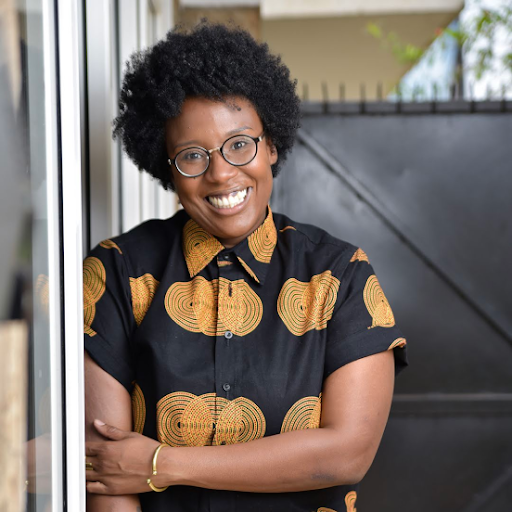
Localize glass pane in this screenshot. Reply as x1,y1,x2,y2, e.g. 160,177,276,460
17,0,62,510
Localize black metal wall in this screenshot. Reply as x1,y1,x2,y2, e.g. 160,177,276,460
271,101,512,512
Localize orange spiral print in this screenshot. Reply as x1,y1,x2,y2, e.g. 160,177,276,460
345,491,357,512
237,256,260,283
317,508,337,512
281,395,322,433
165,277,218,335
83,257,106,336
388,337,407,349
277,271,340,336
130,274,160,326
217,278,263,336
157,393,265,447
99,239,122,254
157,392,215,447
165,277,262,336
131,383,146,434
363,275,395,328
183,219,224,277
214,397,266,446
248,209,277,263
349,248,369,263
180,394,220,447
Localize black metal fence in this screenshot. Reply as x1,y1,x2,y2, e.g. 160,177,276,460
271,100,512,512
301,98,512,115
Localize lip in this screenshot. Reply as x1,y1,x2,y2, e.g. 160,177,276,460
206,186,248,199
204,187,252,214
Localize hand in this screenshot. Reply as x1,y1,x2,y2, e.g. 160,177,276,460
85,419,166,495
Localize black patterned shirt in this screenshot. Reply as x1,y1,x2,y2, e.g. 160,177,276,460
83,207,408,512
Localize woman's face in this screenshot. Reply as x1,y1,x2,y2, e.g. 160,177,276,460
165,96,277,248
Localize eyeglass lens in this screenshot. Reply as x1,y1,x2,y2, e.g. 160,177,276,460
175,135,258,176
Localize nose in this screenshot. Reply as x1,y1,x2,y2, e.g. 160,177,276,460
205,150,238,183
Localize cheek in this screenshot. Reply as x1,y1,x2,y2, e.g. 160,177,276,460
258,170,273,198
173,181,196,206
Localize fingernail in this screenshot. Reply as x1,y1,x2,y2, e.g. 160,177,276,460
95,419,105,426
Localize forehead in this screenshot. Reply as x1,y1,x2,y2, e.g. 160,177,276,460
165,96,263,146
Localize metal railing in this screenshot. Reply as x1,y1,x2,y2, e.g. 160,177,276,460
300,81,512,115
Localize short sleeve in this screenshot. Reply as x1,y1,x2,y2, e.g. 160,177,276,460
83,240,136,391
324,251,408,378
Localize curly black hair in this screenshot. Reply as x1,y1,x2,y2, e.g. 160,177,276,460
113,22,301,190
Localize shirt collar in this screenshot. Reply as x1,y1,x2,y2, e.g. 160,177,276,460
182,207,277,285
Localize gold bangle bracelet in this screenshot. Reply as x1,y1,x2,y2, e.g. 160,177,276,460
152,443,166,475
147,443,169,492
147,478,168,493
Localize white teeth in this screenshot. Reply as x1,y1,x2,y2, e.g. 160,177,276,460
207,189,247,209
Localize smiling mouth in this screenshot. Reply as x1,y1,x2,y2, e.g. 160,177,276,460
207,188,248,209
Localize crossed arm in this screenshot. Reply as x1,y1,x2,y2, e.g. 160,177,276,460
85,349,395,510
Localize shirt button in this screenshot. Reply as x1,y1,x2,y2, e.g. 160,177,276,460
224,331,233,340
220,254,230,261
223,383,231,392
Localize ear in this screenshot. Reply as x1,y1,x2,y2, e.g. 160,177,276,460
266,139,278,166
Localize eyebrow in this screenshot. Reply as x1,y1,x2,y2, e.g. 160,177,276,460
174,126,253,150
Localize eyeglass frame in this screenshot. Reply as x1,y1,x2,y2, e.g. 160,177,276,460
167,133,266,178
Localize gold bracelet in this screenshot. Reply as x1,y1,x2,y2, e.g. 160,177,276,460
147,443,169,493
147,478,168,492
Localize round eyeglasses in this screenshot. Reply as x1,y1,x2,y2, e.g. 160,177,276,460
168,133,265,178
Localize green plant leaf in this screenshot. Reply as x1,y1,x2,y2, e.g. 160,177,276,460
366,22,382,39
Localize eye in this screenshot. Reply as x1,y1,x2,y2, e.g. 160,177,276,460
232,140,247,151
228,137,251,152
180,149,207,161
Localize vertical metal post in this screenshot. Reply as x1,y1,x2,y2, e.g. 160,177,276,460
339,82,345,102
85,0,121,245
56,0,85,509
40,0,65,509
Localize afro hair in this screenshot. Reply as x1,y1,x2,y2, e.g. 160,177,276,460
113,22,301,190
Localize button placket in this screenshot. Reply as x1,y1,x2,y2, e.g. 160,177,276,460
215,269,236,401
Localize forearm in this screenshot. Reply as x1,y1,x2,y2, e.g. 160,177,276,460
85,353,393,497
86,494,141,512
159,427,370,493
85,352,142,508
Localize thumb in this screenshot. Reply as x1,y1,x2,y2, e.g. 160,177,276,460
94,419,129,440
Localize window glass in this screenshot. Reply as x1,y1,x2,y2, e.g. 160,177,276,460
18,0,63,510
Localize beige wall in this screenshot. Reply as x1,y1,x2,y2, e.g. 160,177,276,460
261,0,463,19
262,12,457,101
175,5,459,102
177,6,261,40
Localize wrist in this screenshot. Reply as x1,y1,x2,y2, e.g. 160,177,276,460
152,446,175,488
156,446,186,487
146,444,170,492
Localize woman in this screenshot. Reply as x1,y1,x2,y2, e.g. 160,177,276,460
84,23,407,512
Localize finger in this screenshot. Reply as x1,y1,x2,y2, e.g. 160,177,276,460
85,451,99,477
86,480,109,495
85,468,99,481
85,443,100,457
94,419,129,441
